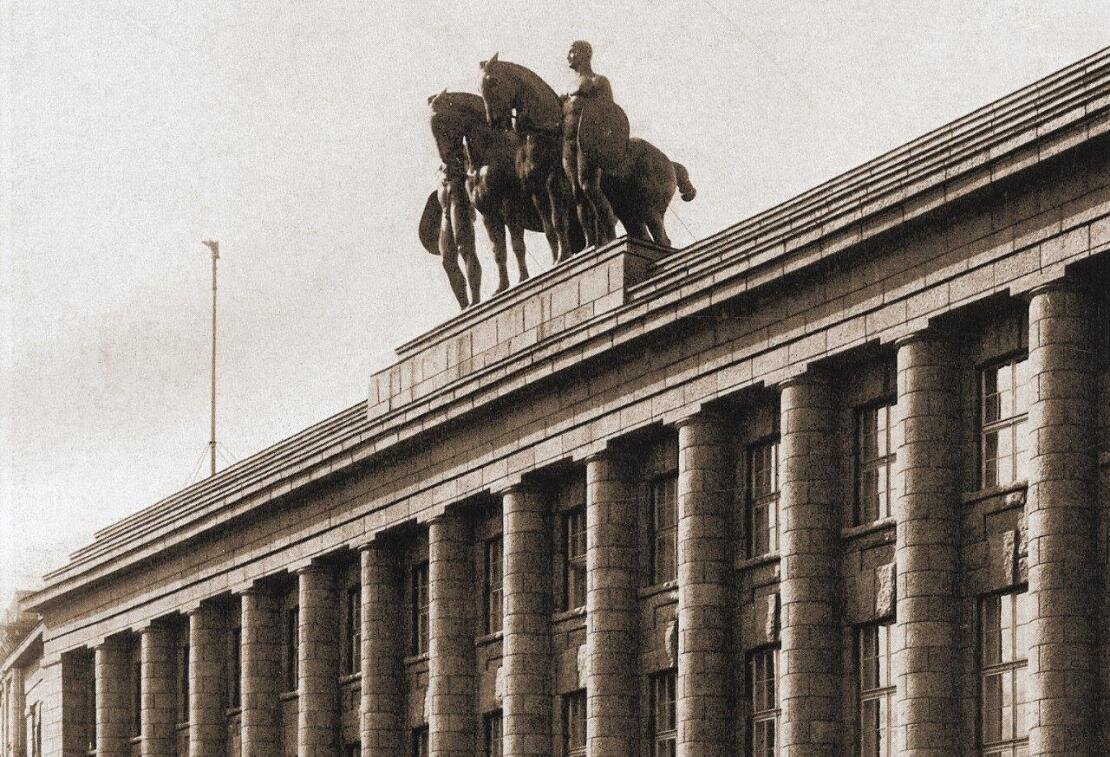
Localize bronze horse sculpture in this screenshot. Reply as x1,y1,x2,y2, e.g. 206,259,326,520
479,53,696,250
421,91,585,309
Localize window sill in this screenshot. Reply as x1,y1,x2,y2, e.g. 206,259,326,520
638,580,678,600
339,672,362,685
404,652,430,667
551,606,586,624
961,481,1027,507
279,690,298,702
736,552,780,571
475,630,503,648
841,517,896,540
175,721,189,732
224,707,242,718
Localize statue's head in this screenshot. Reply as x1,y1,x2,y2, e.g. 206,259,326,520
567,40,592,69
478,52,515,129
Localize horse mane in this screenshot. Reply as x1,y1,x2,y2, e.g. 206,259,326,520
495,60,560,108
439,91,485,116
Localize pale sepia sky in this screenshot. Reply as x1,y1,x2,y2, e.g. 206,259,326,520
2,1,1108,606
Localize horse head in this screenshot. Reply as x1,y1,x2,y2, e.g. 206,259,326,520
428,89,486,171
478,53,518,131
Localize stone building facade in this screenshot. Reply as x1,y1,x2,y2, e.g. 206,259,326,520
12,49,1110,756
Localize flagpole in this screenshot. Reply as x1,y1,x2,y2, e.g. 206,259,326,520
202,240,219,477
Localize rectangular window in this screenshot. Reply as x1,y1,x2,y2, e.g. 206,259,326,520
748,647,778,757
981,592,1029,756
856,402,895,524
563,690,587,756
652,671,677,757
285,606,300,692
484,710,503,757
564,508,587,610
228,626,241,709
981,357,1030,488
411,562,430,655
176,641,190,723
748,440,780,557
651,475,678,585
346,586,362,675
485,537,504,634
858,623,894,756
130,654,142,738
413,726,429,757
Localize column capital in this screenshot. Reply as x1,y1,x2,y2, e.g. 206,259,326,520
295,561,333,577
1025,278,1090,300
893,328,945,349
499,480,539,497
673,407,726,429
778,367,832,390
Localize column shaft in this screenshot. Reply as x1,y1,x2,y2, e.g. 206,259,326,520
778,375,840,753
297,566,340,755
188,604,226,757
428,514,475,756
140,625,176,756
1025,284,1098,755
676,414,733,755
360,542,404,754
95,640,130,757
239,589,281,757
8,668,25,757
585,452,638,756
502,485,550,757
893,333,961,755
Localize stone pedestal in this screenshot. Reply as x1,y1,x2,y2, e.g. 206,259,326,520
427,513,475,756
139,625,176,756
585,452,638,756
502,484,550,756
777,375,840,753
95,639,130,757
188,604,226,757
360,541,404,754
1025,284,1098,755
675,413,733,755
893,332,961,755
297,565,340,755
239,588,281,757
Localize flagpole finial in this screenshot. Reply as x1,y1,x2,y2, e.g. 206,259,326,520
202,240,219,259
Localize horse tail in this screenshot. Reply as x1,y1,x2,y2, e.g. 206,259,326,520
672,161,697,201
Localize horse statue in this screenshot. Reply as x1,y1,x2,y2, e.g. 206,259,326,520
419,90,566,309
479,52,696,250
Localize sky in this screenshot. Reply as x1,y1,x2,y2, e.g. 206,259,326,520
1,1,1108,608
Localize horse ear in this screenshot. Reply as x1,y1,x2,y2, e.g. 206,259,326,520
427,94,436,104
489,51,499,64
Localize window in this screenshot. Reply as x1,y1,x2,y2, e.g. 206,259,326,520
651,475,678,585
981,592,1029,756
130,653,142,738
412,726,429,757
651,671,677,757
563,690,587,756
563,508,587,610
856,402,895,524
484,710,503,757
485,537,504,634
285,606,300,692
748,648,778,757
346,586,362,674
748,440,780,557
228,626,242,709
176,641,190,723
858,623,894,756
411,562,430,655
981,357,1029,488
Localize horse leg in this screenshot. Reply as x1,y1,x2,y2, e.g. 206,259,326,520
531,189,560,265
483,214,511,294
450,194,481,306
646,211,671,248
625,220,650,241
508,222,529,283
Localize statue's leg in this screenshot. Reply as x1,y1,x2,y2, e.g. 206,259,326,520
544,174,573,263
646,212,671,248
451,194,481,306
483,214,511,294
439,211,468,310
563,141,595,250
508,223,529,283
580,160,616,244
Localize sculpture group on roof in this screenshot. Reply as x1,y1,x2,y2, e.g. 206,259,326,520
420,41,697,309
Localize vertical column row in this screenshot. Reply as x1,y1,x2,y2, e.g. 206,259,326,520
297,565,340,756
585,451,639,756
188,604,225,757
427,513,476,756
95,640,129,757
502,484,551,757
7,668,26,757
239,588,281,757
360,541,405,754
777,374,840,754
1025,284,1099,756
675,413,734,756
893,332,961,755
